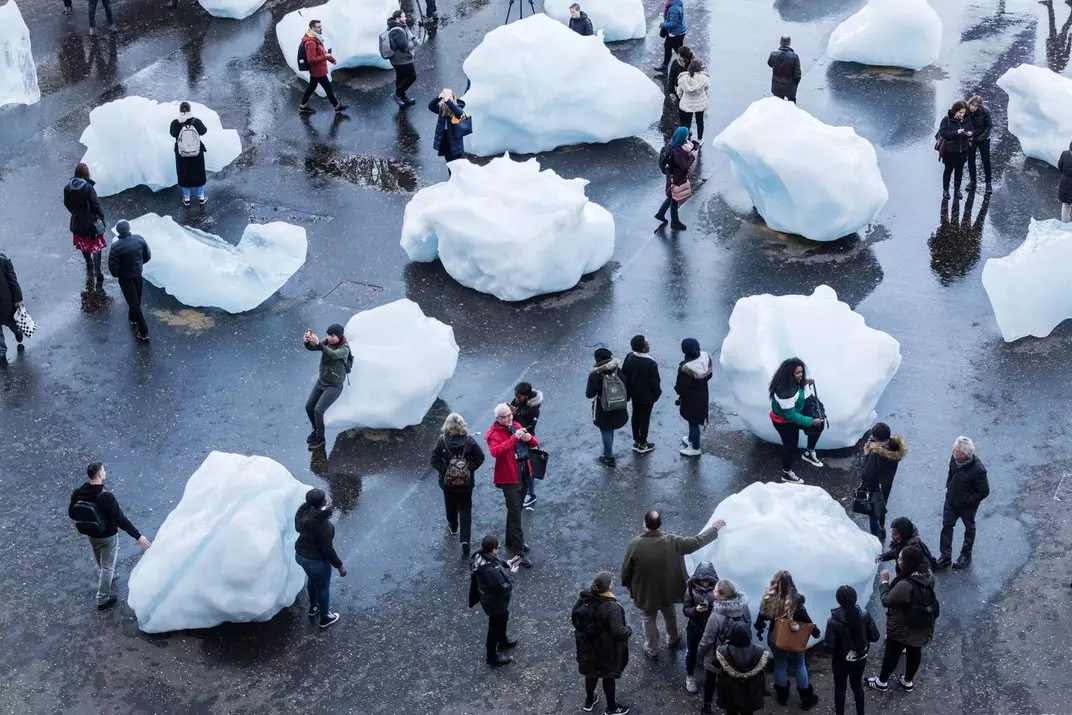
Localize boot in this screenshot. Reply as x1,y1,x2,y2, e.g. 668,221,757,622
965,181,976,192
775,684,790,706
952,553,972,570
798,685,819,711
984,180,992,194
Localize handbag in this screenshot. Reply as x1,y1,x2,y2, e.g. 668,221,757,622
852,484,871,515
528,447,549,480
13,306,36,338
670,179,693,203
92,216,107,237
770,616,812,653
802,383,827,429
450,113,473,138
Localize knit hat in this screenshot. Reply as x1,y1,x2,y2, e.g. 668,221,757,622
594,347,613,363
326,323,346,338
115,220,130,235
681,337,700,360
630,334,646,352
871,422,891,441
672,126,690,146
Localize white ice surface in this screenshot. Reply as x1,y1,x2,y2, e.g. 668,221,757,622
128,451,311,633
197,0,266,19
713,98,888,242
827,0,942,71
997,64,1072,168
719,285,902,449
686,482,881,648
400,155,614,301
79,97,242,197
0,1,40,107
982,218,1072,341
324,299,459,430
114,214,307,313
462,14,662,156
543,0,645,42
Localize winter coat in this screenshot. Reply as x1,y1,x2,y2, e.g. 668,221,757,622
485,420,539,486
968,104,992,143
770,385,814,428
568,11,594,36
674,351,712,425
878,530,936,571
666,54,689,95
468,550,514,616
68,483,142,539
715,622,769,713
586,357,629,430
169,117,208,188
767,45,801,97
945,455,990,510
387,21,417,66
665,144,695,195
755,593,820,643
430,433,486,491
294,504,343,568
676,71,710,113
880,569,936,647
698,593,752,673
1058,147,1072,204
682,561,719,627
860,435,908,504
108,233,151,279
620,526,720,611
302,31,335,78
659,0,686,36
304,339,350,386
63,177,105,237
939,111,973,156
573,590,632,678
0,254,22,323
823,606,880,662
509,389,542,433
428,98,467,158
621,352,661,405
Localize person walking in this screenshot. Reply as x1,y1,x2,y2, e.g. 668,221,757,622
768,36,802,102
568,3,595,36
586,347,629,467
666,46,694,98
387,11,421,106
620,510,724,660
294,488,347,628
697,579,752,713
469,534,522,666
876,516,936,571
64,163,107,282
824,585,879,715
859,423,908,540
428,89,467,168
431,412,486,558
621,334,661,454
935,436,989,570
654,0,687,75
1058,140,1072,221
510,382,543,508
68,462,152,610
298,20,349,115
107,220,152,342
755,570,821,710
676,59,709,145
682,561,719,694
302,324,351,450
0,253,24,368
572,571,633,715
714,622,770,715
486,403,539,567
768,357,825,483
169,101,209,208
965,95,993,194
867,546,937,693
938,100,973,199
87,0,117,35
675,337,712,457
655,126,697,231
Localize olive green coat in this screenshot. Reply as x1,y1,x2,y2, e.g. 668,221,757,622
620,527,720,611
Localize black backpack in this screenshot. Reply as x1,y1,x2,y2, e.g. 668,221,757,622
718,610,751,645
69,499,106,537
571,598,601,641
905,580,940,629
802,384,827,424
658,142,674,175
297,40,308,72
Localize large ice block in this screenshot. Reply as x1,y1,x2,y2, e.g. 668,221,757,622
197,0,266,19
827,0,942,71
997,64,1072,168
0,1,40,107
543,0,645,42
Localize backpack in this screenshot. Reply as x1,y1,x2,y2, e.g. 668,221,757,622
905,580,940,629
69,498,106,537
599,370,628,412
571,598,601,641
296,39,308,72
176,123,202,158
378,27,399,59
718,610,751,646
659,142,674,174
442,440,473,489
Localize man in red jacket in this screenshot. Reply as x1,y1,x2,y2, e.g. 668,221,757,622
298,20,349,115
486,403,539,568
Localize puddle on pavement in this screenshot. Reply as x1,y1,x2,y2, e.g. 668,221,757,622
150,308,215,333
282,151,420,193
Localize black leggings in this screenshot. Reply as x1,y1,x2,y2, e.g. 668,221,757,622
585,677,616,710
679,110,705,140
772,420,822,471
703,670,717,704
662,34,685,68
82,251,103,276
968,140,991,183
878,638,921,682
942,152,967,192
301,76,339,107
832,660,866,715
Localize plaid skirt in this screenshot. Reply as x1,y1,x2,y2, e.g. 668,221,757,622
73,234,106,253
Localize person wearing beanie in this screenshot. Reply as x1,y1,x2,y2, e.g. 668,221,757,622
824,585,879,715
294,488,347,628
674,338,711,457
876,516,936,572
859,422,908,540
303,323,352,450
169,100,209,208
509,381,543,508
621,335,661,454
869,546,937,693
585,347,629,467
107,219,152,342
655,126,697,231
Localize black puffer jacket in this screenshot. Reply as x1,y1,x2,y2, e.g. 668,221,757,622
767,45,801,96
968,104,992,142
108,232,151,279
823,605,880,662
510,390,543,433
469,550,513,616
860,435,908,503
945,455,989,510
294,504,343,568
1058,145,1072,204
430,433,486,491
573,590,632,678
715,622,769,713
881,569,936,647
568,11,594,36
63,177,105,237
586,357,629,430
939,111,973,155
622,352,661,405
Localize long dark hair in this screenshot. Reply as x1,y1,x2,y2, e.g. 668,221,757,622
768,357,806,399
836,585,865,654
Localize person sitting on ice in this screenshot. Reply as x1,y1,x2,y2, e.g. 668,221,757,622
768,357,825,483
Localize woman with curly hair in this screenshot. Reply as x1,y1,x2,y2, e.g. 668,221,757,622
754,570,821,710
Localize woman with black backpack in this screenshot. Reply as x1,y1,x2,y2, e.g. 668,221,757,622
824,585,879,715
586,348,630,468
768,358,825,483
431,412,486,558
868,546,936,694
169,101,209,208
572,570,633,715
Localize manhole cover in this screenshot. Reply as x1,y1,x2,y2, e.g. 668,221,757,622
322,281,385,309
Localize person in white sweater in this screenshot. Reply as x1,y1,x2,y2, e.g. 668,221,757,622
676,59,710,144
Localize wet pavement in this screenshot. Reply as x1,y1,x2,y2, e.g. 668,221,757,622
1,0,1070,713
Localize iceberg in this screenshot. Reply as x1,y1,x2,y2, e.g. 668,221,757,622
114,214,307,314
324,299,459,430
462,14,662,156
197,0,267,20
79,97,242,197
127,451,311,633
543,0,645,42
400,155,615,301
686,482,881,648
0,1,40,107
713,97,888,242
719,285,901,449
827,0,942,71
997,64,1072,168
982,219,1072,341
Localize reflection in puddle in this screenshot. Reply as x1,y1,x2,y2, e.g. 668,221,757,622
283,151,420,193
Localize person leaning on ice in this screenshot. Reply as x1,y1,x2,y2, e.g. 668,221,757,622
303,324,351,451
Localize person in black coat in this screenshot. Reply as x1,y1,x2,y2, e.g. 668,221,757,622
108,220,152,342
510,382,544,507
294,488,347,628
63,163,108,280
965,95,993,193
469,534,521,665
674,337,711,457
428,90,467,169
0,253,24,365
824,585,879,715
573,571,632,714
586,347,629,467
768,36,802,102
938,100,974,199
876,516,936,572
169,101,209,207
568,4,595,35
714,621,769,715
1058,140,1072,222
936,436,989,570
666,46,694,97
621,334,661,454
859,422,908,540
431,412,486,557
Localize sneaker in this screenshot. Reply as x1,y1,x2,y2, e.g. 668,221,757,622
135,333,150,343
632,442,645,453
96,595,118,611
182,197,191,207
781,470,803,484
898,674,914,691
307,604,320,617
984,181,993,194
681,435,690,447
319,612,340,628
198,195,207,206
334,103,350,112
635,442,655,454
110,24,118,33
644,648,659,661
518,556,533,568
487,653,513,666
801,450,824,467
605,705,630,715
446,523,458,536
461,542,470,558
679,446,701,457
522,494,537,508
403,97,417,106
942,190,950,200
583,694,599,712
63,5,73,14
89,27,96,35
598,456,616,467
391,94,407,106
866,677,888,692
685,675,698,693
298,105,316,114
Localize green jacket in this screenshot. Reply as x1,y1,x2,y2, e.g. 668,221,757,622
770,387,812,428
620,526,720,611
306,340,351,386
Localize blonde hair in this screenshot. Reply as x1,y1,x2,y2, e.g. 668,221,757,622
759,570,799,619
441,412,468,437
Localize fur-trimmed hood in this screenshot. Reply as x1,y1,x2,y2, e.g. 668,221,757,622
870,435,908,462
716,648,769,678
679,352,712,379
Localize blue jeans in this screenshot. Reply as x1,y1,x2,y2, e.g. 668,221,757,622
688,422,701,450
600,428,615,458
87,0,114,28
527,476,536,496
181,185,205,200
771,644,809,688
657,196,680,224
295,553,332,620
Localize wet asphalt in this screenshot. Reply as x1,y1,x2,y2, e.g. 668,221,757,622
1,0,1071,713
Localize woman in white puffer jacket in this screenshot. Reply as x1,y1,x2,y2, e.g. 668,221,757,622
676,59,710,145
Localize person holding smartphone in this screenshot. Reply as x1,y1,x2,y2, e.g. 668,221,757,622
486,404,539,567
469,534,521,666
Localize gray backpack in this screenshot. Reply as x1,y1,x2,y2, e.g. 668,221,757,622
177,123,201,158
599,371,628,412
378,27,399,59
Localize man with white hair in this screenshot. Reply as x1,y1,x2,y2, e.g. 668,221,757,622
486,403,539,567
936,436,990,570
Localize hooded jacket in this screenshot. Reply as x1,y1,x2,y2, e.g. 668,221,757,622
698,592,752,673
682,561,719,627
715,622,769,712
1058,143,1072,204
568,11,594,36
621,351,661,405
387,20,418,66
428,97,467,158
485,420,539,486
302,30,335,78
767,45,801,97
68,483,142,539
945,455,989,510
880,569,936,647
430,433,486,491
509,390,543,433
63,177,105,237
294,504,343,568
860,435,908,503
939,110,974,155
468,550,513,616
586,357,629,430
108,231,152,279
659,0,686,36
676,70,710,113
674,350,712,425
620,525,720,611
305,339,350,386
824,605,880,662
0,254,22,323
573,589,632,678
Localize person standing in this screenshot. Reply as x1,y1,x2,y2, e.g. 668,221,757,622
431,412,486,558
1058,140,1072,221
572,571,633,715
302,324,351,450
107,220,152,342
676,59,709,145
68,462,152,610
387,11,421,106
87,0,117,35
768,36,802,102
510,382,543,508
428,89,467,167
294,488,347,628
568,3,595,36
755,570,821,710
876,516,936,571
620,510,724,660
682,561,719,694
824,585,879,715
621,334,661,454
938,100,973,199
469,534,522,666
697,579,752,713
298,20,349,115
486,404,539,567
665,46,694,98
935,436,989,570
714,622,770,715
64,163,107,282
586,347,630,467
859,423,908,540
655,126,697,231
867,546,937,693
653,0,687,75
965,95,993,194
0,253,24,367
768,357,825,483
675,337,712,457
169,101,209,208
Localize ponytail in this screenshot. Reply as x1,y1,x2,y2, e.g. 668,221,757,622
836,585,866,654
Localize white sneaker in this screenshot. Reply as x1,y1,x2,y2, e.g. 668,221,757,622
681,435,690,447
781,470,803,484
522,494,536,508
680,446,701,457
801,450,824,467
685,675,698,693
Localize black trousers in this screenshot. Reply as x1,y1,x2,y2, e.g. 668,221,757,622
939,502,977,559
832,659,867,715
301,75,339,107
631,401,654,445
662,34,685,68
703,670,717,704
679,109,705,140
968,140,991,183
118,276,148,337
443,488,473,546
942,151,967,191
585,677,617,709
486,611,509,659
878,638,921,682
772,420,822,471
394,64,417,98
500,480,526,554
773,89,797,103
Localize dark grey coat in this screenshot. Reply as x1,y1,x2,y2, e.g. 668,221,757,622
0,254,22,323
